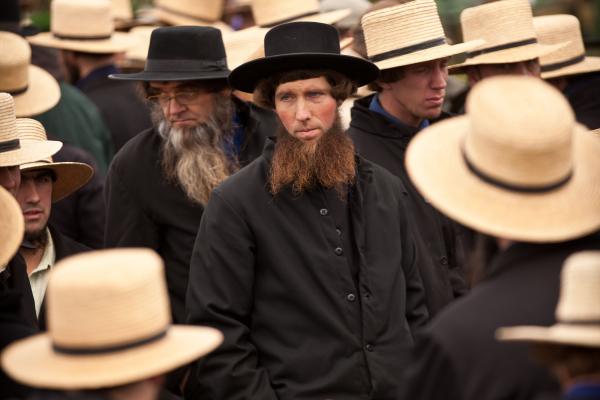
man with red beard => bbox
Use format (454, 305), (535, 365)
(104, 26), (277, 324)
(185, 22), (428, 400)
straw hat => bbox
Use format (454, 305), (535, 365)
(229, 22), (379, 93)
(151, 0), (231, 33)
(0, 93), (62, 168)
(450, 0), (567, 73)
(251, 0), (351, 28)
(361, 0), (484, 71)
(0, 186), (24, 268)
(17, 118), (93, 202)
(534, 14), (600, 80)
(405, 75), (600, 243)
(27, 0), (136, 54)
(0, 32), (60, 118)
(111, 0), (133, 21)
(497, 251), (600, 348)
(1, 248), (223, 389)
(222, 27), (269, 70)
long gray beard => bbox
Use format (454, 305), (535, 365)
(157, 98), (235, 206)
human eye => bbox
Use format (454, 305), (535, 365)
(175, 91), (198, 103)
(307, 91), (324, 98)
(277, 92), (294, 102)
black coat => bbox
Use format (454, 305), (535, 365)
(185, 138), (428, 400)
(564, 71), (600, 130)
(400, 233), (600, 400)
(78, 69), (153, 152)
(347, 95), (468, 316)
(104, 98), (277, 323)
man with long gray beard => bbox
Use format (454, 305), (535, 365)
(104, 26), (277, 324)
(185, 22), (428, 400)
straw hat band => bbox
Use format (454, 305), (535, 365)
(462, 147), (573, 193)
(541, 54), (585, 73)
(466, 38), (537, 59)
(6, 85), (28, 96)
(52, 32), (112, 41)
(53, 329), (167, 355)
(145, 58), (227, 72)
(0, 139), (20, 153)
(369, 37), (446, 63)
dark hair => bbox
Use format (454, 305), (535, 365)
(254, 69), (356, 109)
(368, 65), (405, 92)
(141, 79), (229, 98)
(532, 344), (600, 378)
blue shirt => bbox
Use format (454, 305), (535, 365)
(368, 94), (430, 130)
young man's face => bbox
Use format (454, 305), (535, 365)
(274, 77), (338, 143)
(16, 169), (53, 237)
(466, 59), (540, 86)
(0, 165), (21, 196)
(379, 57), (449, 127)
(147, 81), (228, 129)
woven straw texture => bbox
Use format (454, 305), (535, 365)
(252, 0), (319, 26)
(498, 251), (600, 347)
(17, 118), (92, 202)
(0, 32), (59, 117)
(534, 14), (600, 79)
(27, 0), (135, 54)
(111, 0), (133, 20)
(0, 186), (24, 268)
(406, 75), (600, 243)
(2, 248), (224, 389)
(450, 0), (566, 70)
(155, 0), (223, 22)
(362, 0), (483, 70)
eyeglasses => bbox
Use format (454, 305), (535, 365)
(146, 91), (201, 107)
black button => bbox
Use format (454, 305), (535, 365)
(346, 293), (356, 302)
(365, 343), (374, 352)
(363, 292), (371, 300)
(335, 228), (342, 236)
(320, 208), (328, 216)
(334, 247), (343, 256)
(440, 256), (448, 265)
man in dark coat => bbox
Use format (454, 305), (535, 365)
(347, 0), (482, 315)
(402, 75), (600, 400)
(104, 26), (277, 324)
(15, 118), (93, 329)
(184, 22), (428, 400)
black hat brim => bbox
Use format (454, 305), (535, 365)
(109, 70), (230, 82)
(229, 53), (379, 93)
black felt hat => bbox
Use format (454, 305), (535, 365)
(228, 22), (379, 93)
(110, 26), (230, 81)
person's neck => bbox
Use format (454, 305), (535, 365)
(20, 244), (46, 276)
(79, 60), (115, 81)
(377, 91), (423, 128)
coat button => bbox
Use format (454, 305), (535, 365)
(440, 256), (448, 265)
(335, 228), (341, 236)
(334, 247), (343, 256)
(346, 293), (356, 302)
(365, 343), (374, 352)
(320, 208), (328, 216)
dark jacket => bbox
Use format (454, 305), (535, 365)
(185, 137), (428, 400)
(50, 143), (105, 249)
(78, 68), (153, 152)
(564, 71), (600, 130)
(0, 254), (37, 329)
(347, 95), (468, 316)
(104, 98), (277, 323)
(400, 233), (600, 400)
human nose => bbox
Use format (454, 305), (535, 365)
(431, 65), (448, 89)
(295, 99), (311, 121)
(165, 95), (187, 116)
(19, 179), (39, 204)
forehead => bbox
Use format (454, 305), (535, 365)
(275, 76), (332, 93)
(404, 57), (450, 71)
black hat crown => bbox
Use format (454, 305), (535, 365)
(264, 22), (340, 57)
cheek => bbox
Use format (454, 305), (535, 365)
(317, 100), (338, 130)
(275, 108), (295, 133)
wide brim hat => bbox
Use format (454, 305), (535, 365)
(1, 248), (224, 389)
(534, 14), (600, 80)
(449, 0), (568, 73)
(0, 186), (24, 268)
(251, 0), (351, 28)
(497, 251), (600, 348)
(229, 22), (379, 94)
(110, 25), (230, 81)
(150, 0), (231, 32)
(405, 76), (600, 243)
(12, 65), (60, 117)
(362, 0), (484, 71)
(26, 0), (136, 54)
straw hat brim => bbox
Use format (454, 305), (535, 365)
(27, 32), (136, 54)
(229, 53), (379, 93)
(1, 326), (223, 390)
(20, 161), (94, 202)
(496, 325), (600, 348)
(222, 27), (268, 70)
(542, 56), (600, 80)
(405, 116), (600, 243)
(0, 187), (24, 267)
(450, 42), (568, 73)
(0, 140), (62, 168)
(290, 8), (351, 26)
(151, 9), (232, 33)
(374, 39), (485, 71)
(13, 65), (60, 118)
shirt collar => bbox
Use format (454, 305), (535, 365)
(368, 94), (430, 130)
(76, 64), (120, 90)
(30, 229), (56, 276)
